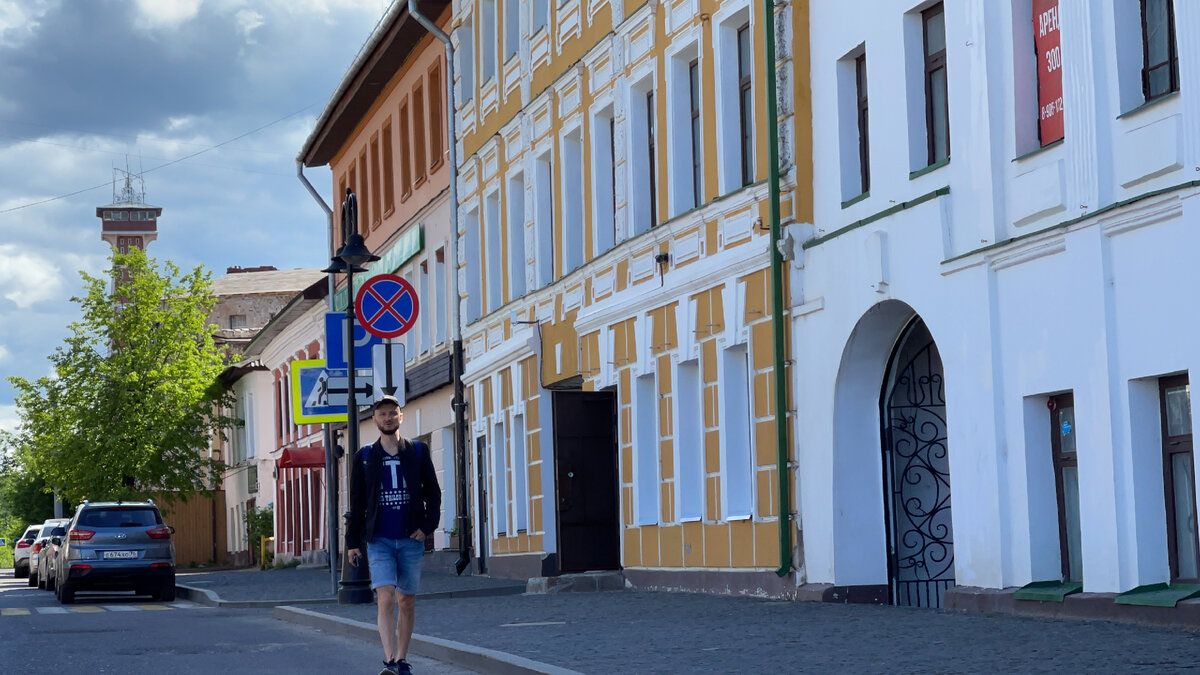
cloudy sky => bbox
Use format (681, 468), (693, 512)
(0, 0), (393, 433)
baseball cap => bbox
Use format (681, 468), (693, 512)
(373, 394), (402, 410)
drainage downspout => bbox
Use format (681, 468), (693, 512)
(297, 159), (340, 595)
(762, 0), (792, 578)
(408, 0), (470, 575)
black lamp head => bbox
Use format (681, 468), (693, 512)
(335, 233), (381, 267)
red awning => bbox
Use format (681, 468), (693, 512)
(276, 446), (326, 469)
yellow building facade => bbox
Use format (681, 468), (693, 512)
(453, 0), (811, 593)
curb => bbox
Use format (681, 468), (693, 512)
(274, 605), (584, 675)
(176, 584), (335, 609)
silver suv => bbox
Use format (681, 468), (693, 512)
(54, 500), (176, 604)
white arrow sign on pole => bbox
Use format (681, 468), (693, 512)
(372, 342), (406, 406)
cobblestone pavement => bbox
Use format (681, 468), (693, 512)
(177, 566), (523, 602)
(312, 590), (1200, 674)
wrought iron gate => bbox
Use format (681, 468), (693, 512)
(883, 319), (954, 608)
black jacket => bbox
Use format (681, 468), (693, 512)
(345, 437), (441, 550)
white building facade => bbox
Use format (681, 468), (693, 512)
(797, 0), (1199, 611)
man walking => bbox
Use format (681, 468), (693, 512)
(346, 394), (442, 674)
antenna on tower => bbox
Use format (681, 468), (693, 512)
(112, 162), (146, 205)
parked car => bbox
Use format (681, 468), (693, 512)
(55, 500), (175, 604)
(12, 524), (39, 578)
(36, 520), (70, 591)
(29, 518), (70, 588)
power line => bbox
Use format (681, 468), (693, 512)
(0, 103), (317, 216)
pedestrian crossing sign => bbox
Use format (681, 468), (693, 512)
(291, 359), (347, 424)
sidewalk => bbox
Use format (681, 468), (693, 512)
(177, 565), (1200, 674)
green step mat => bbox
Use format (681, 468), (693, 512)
(1114, 583), (1200, 607)
(1013, 580), (1083, 602)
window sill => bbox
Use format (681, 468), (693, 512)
(1012, 139), (1063, 163)
(910, 158), (950, 180)
(1117, 90), (1179, 120)
(382, 206), (395, 220)
(429, 158), (444, 173)
(413, 176), (427, 189)
(400, 191), (412, 204)
(841, 191), (869, 209)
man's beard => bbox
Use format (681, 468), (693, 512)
(377, 421), (400, 434)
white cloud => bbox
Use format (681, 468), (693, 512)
(0, 244), (65, 309)
(0, 403), (20, 435)
(133, 0), (202, 30)
(0, 0), (55, 46)
(0, 344), (9, 363)
(235, 9), (265, 43)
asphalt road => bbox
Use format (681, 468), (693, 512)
(0, 571), (476, 674)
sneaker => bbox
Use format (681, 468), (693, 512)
(379, 661), (398, 675)
(394, 660), (413, 674)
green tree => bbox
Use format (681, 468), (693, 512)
(8, 248), (234, 506)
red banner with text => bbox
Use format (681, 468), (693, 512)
(1033, 0), (1064, 145)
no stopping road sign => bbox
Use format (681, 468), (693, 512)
(355, 273), (420, 339)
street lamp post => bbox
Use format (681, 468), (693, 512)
(323, 188), (379, 605)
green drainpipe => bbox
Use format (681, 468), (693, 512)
(763, 0), (792, 578)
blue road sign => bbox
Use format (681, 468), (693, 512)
(325, 312), (383, 370)
(355, 273), (419, 339)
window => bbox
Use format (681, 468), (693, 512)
(562, 129), (584, 273)
(719, 344), (753, 520)
(229, 314), (246, 329)
(413, 83), (427, 185)
(418, 261), (429, 354)
(1141, 0), (1179, 102)
(492, 420), (508, 535)
(854, 52), (871, 194)
(922, 3), (949, 166)
(369, 136), (382, 224)
(507, 173), (527, 299)
(485, 191), (503, 311)
(382, 120), (395, 212)
(465, 208), (482, 323)
(114, 211), (128, 221)
(634, 373), (660, 525)
(689, 58), (703, 208)
(358, 149), (370, 232)
(458, 19), (474, 101)
(399, 100), (412, 198)
(347, 164), (358, 229)
(434, 248), (447, 344)
(591, 107), (616, 255)
(505, 0), (519, 61)
(737, 22), (754, 187)
(1050, 393), (1082, 582)
(337, 176), (347, 248)
(628, 83), (657, 236)
(534, 152), (555, 287)
(428, 62), (443, 170)
(533, 0), (548, 33)
(512, 415), (528, 531)
(482, 0), (497, 82)
(1161, 375), (1197, 582)
(1032, 0), (1064, 146)
(675, 360), (703, 521)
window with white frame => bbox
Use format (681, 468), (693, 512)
(675, 360), (703, 521)
(512, 414), (528, 531)
(485, 191), (503, 311)
(505, 0), (520, 61)
(405, 269), (417, 361)
(634, 372), (660, 525)
(533, 0), (549, 33)
(591, 105), (616, 256)
(668, 43), (702, 216)
(458, 18), (474, 102)
(507, 173), (527, 299)
(492, 420), (508, 535)
(562, 129), (585, 273)
(434, 248), (447, 344)
(244, 392), (256, 459)
(534, 151), (555, 287)
(418, 260), (430, 354)
(838, 44), (869, 200)
(906, 2), (949, 169)
(719, 345), (753, 519)
(465, 208), (483, 323)
(627, 79), (657, 236)
(482, 0), (497, 83)
(716, 9), (754, 193)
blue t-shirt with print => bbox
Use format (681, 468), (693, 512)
(373, 448), (410, 541)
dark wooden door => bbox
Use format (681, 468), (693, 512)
(554, 390), (621, 573)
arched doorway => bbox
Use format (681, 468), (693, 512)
(880, 317), (953, 607)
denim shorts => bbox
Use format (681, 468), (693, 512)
(366, 537), (424, 594)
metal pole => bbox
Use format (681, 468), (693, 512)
(408, 0), (471, 576)
(296, 159), (340, 596)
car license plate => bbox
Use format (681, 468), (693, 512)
(103, 551), (138, 560)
